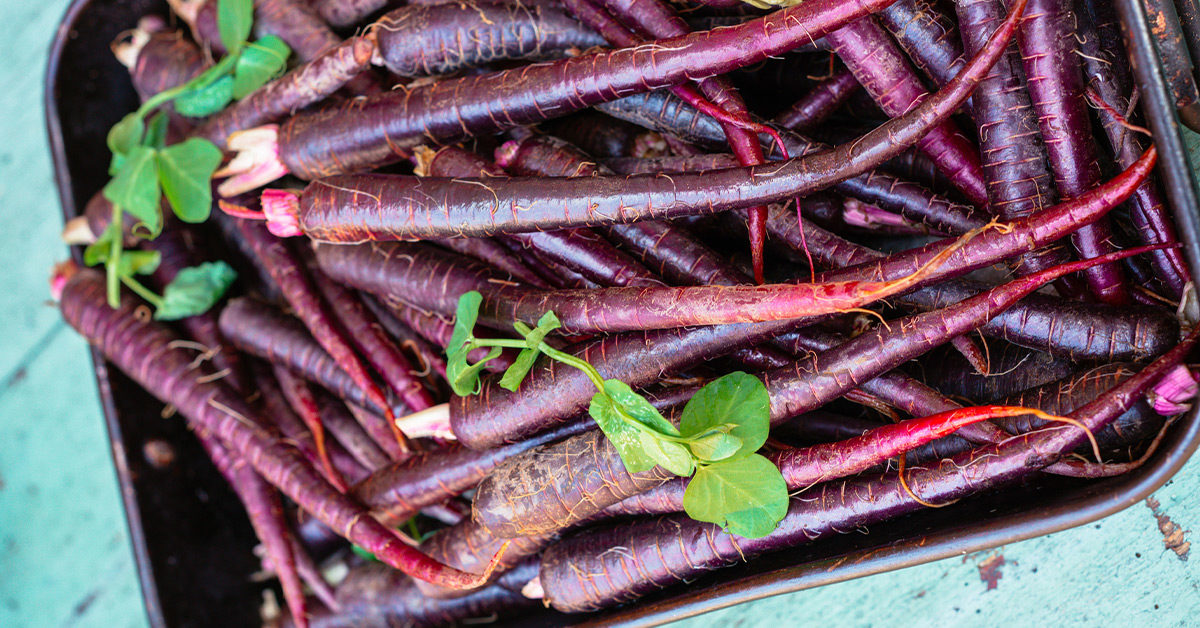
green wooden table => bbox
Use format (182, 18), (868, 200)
(2, 1), (1197, 625)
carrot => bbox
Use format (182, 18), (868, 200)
(197, 37), (375, 150)
(315, 392), (391, 471)
(826, 17), (987, 207)
(372, 0), (605, 78)
(415, 519), (554, 598)
(232, 219), (397, 430)
(1015, 0), (1128, 304)
(537, 330), (1199, 612)
(360, 295), (449, 382)
(272, 363), (347, 492)
(772, 66), (861, 132)
(918, 342), (1077, 402)
(247, 7), (1022, 241)
(195, 432), (310, 628)
(219, 297), (401, 419)
(349, 419), (591, 526)
(447, 150), (1153, 449)
(215, 0), (942, 189)
(114, 18), (212, 105)
(309, 0), (390, 28)
(57, 267), (490, 588)
(469, 246), (1168, 538)
(877, 0), (965, 87)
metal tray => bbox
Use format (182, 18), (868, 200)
(44, 0), (1200, 626)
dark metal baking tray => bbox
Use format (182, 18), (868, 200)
(45, 0), (1200, 625)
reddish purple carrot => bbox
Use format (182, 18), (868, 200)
(56, 267), (493, 589)
(272, 363), (347, 492)
(773, 66), (861, 132)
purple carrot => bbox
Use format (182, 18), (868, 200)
(536, 330), (1199, 613)
(253, 361), (371, 487)
(113, 18), (211, 104)
(877, 0), (965, 87)
(383, 299), (516, 374)
(350, 420), (591, 526)
(1077, 3), (1191, 297)
(596, 90), (988, 236)
(441, 149), (1155, 449)
(315, 392), (391, 471)
(309, 263), (435, 413)
(194, 431), (310, 627)
(469, 245), (1168, 538)
(233, 219), (398, 429)
(56, 267), (493, 589)
(360, 294), (450, 382)
(309, 0), (392, 27)
(307, 564), (535, 628)
(197, 37), (376, 150)
(371, 0), (606, 77)
(214, 0), (939, 190)
(243, 8), (1024, 241)
(955, 0), (1080, 295)
(415, 519), (554, 598)
(273, 363), (347, 492)
(773, 66), (861, 132)
(220, 298), (402, 420)
(1015, 0), (1128, 303)
(825, 17), (988, 207)
(544, 112), (647, 159)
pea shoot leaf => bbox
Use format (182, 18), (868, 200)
(680, 371), (770, 461)
(107, 113), (144, 174)
(104, 146), (162, 237)
(157, 138), (222, 223)
(217, 0), (254, 54)
(143, 112), (169, 150)
(499, 311), (561, 391)
(446, 291), (500, 395)
(682, 454), (788, 539)
(232, 35), (291, 99)
(84, 220), (121, 267)
(590, 379), (690, 475)
(156, 262), (237, 320)
(174, 75), (235, 118)
(685, 424), (743, 463)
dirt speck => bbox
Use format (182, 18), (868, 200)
(977, 553), (1006, 591)
(1146, 497), (1190, 561)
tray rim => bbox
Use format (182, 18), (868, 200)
(42, 0), (1200, 625)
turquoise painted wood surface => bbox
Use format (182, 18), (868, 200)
(0, 1), (1196, 625)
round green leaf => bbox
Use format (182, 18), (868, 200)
(174, 75), (235, 118)
(157, 138), (223, 223)
(687, 427), (742, 463)
(218, 0), (254, 53)
(682, 454), (788, 539)
(680, 371), (770, 459)
(103, 145), (162, 237)
(232, 35), (291, 99)
(106, 113), (144, 168)
(589, 391), (658, 474)
(155, 262), (237, 320)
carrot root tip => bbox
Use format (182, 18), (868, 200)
(61, 216), (97, 245)
(521, 575), (544, 599)
(394, 403), (454, 440)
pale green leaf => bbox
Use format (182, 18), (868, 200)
(103, 146), (162, 237)
(232, 35), (291, 99)
(157, 138), (222, 223)
(682, 454), (788, 539)
(218, 0), (254, 53)
(680, 371), (770, 460)
(174, 75), (234, 118)
(156, 262), (237, 320)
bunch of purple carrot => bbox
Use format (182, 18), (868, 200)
(53, 0), (1200, 624)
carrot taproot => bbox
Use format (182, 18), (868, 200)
(314, 392), (391, 471)
(772, 66), (861, 132)
(272, 363), (347, 492)
(877, 0), (965, 87)
(57, 267), (491, 589)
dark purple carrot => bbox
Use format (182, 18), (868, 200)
(544, 112), (647, 159)
(1014, 0), (1127, 304)
(309, 264), (434, 414)
(220, 298), (403, 420)
(272, 363), (347, 492)
(350, 420), (592, 527)
(444, 151), (1156, 449)
(470, 246), (1167, 538)
(1141, 0), (1200, 111)
(195, 431), (310, 628)
(197, 37), (376, 150)
(415, 519), (554, 598)
(595, 90), (988, 236)
(877, 0), (965, 87)
(57, 267), (491, 588)
(215, 0), (939, 190)
(917, 341), (1077, 402)
(1076, 5), (1191, 297)
(360, 294), (450, 382)
(233, 219), (398, 431)
(252, 360), (367, 486)
(371, 0), (606, 78)
(758, 204), (1180, 361)
(308, 564), (535, 628)
(113, 18), (212, 104)
(960, 0), (1090, 296)
(315, 392), (391, 471)
(310, 0), (392, 28)
(773, 66), (861, 132)
(825, 17), (987, 207)
(600, 404), (1080, 518)
(537, 331), (1199, 613)
(246, 7), (1023, 241)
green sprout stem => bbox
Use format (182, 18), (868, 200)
(120, 275), (164, 309)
